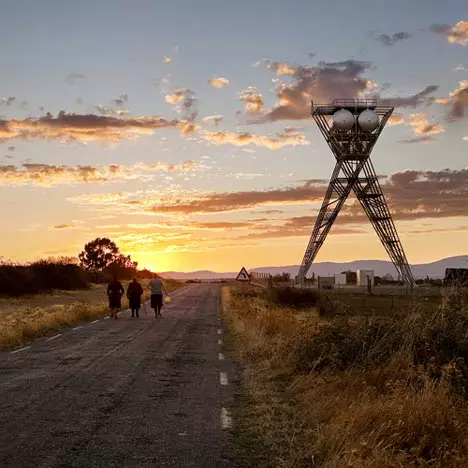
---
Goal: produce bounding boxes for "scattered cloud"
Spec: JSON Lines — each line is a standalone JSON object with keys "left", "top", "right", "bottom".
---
{"left": 261, "top": 60, "right": 296, "bottom": 75}
{"left": 65, "top": 73, "right": 86, "bottom": 84}
{"left": 0, "top": 160, "right": 202, "bottom": 187}
{"left": 453, "top": 64, "right": 468, "bottom": 72}
{"left": 374, "top": 32, "right": 412, "bottom": 46}
{"left": 463, "top": 136, "right": 468, "bottom": 141}
{"left": 408, "top": 113, "right": 444, "bottom": 136}
{"left": 165, "top": 88, "right": 197, "bottom": 121}
{"left": 444, "top": 80, "right": 468, "bottom": 120}
{"left": 399, "top": 136, "right": 435, "bottom": 144}
{"left": 162, "top": 56, "right": 172, "bottom": 63}
{"left": 431, "top": 21, "right": 468, "bottom": 46}
{"left": 0, "top": 97, "right": 16, "bottom": 107}
{"left": 0, "top": 111, "right": 188, "bottom": 144}
{"left": 52, "top": 223, "right": 77, "bottom": 229}
{"left": 378, "top": 85, "right": 439, "bottom": 108}
{"left": 202, "top": 115, "right": 223, "bottom": 126}
{"left": 113, "top": 93, "right": 128, "bottom": 107}
{"left": 200, "top": 129, "right": 308, "bottom": 149}
{"left": 239, "top": 87, "right": 264, "bottom": 115}
{"left": 208, "top": 77, "right": 229, "bottom": 88}
{"left": 387, "top": 114, "right": 404, "bottom": 126}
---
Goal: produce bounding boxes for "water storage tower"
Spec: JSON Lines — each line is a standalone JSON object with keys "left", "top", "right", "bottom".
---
{"left": 296, "top": 99, "right": 413, "bottom": 287}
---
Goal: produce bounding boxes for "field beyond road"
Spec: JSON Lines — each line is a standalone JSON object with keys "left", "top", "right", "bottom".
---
{"left": 222, "top": 284, "right": 468, "bottom": 468}
{"left": 0, "top": 279, "right": 181, "bottom": 350}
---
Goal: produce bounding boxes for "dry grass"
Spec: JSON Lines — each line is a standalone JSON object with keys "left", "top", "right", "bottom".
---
{"left": 0, "top": 278, "right": 182, "bottom": 350}
{"left": 222, "top": 285, "right": 468, "bottom": 468}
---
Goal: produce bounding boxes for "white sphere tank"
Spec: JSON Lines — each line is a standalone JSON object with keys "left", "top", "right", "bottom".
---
{"left": 332, "top": 109, "right": 354, "bottom": 131}
{"left": 358, "top": 109, "right": 379, "bottom": 132}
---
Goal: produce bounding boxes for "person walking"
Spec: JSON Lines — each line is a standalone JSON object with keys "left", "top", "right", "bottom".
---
{"left": 148, "top": 273, "right": 168, "bottom": 318}
{"left": 107, "top": 275, "right": 124, "bottom": 319}
{"left": 127, "top": 277, "right": 143, "bottom": 318}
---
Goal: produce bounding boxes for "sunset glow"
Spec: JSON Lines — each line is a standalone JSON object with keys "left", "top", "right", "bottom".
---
{"left": 1, "top": 1, "right": 467, "bottom": 272}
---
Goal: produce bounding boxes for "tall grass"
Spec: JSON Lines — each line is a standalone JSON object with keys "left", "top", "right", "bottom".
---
{"left": 222, "top": 285, "right": 468, "bottom": 468}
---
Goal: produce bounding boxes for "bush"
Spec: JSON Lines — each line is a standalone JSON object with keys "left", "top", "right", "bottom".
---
{"left": 0, "top": 260, "right": 89, "bottom": 296}
{"left": 264, "top": 286, "right": 320, "bottom": 309}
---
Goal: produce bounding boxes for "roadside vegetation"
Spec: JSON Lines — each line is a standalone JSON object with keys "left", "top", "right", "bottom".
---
{"left": 0, "top": 236, "right": 183, "bottom": 349}
{"left": 222, "top": 284, "right": 468, "bottom": 468}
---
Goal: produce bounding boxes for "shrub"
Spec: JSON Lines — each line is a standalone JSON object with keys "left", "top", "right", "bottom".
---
{"left": 264, "top": 286, "right": 320, "bottom": 309}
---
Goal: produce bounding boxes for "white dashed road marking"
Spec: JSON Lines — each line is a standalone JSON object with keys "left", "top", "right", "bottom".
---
{"left": 218, "top": 338, "right": 223, "bottom": 345}
{"left": 11, "top": 346, "right": 31, "bottom": 354}
{"left": 104, "top": 316, "right": 110, "bottom": 320}
{"left": 47, "top": 333, "right": 62, "bottom": 341}
{"left": 221, "top": 407, "right": 233, "bottom": 429}
{"left": 218, "top": 352, "right": 225, "bottom": 360}
{"left": 217, "top": 328, "right": 222, "bottom": 335}
{"left": 72, "top": 326, "right": 83, "bottom": 330}
{"left": 220, "top": 372, "right": 228, "bottom": 386}
{"left": 90, "top": 320, "right": 100, "bottom": 324}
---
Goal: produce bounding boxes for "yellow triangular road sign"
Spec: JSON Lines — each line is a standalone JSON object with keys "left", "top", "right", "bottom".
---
{"left": 236, "top": 267, "right": 250, "bottom": 282}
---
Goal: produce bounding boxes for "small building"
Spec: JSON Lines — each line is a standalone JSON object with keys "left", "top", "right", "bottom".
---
{"left": 317, "top": 276, "right": 334, "bottom": 290}
{"left": 357, "top": 269, "right": 375, "bottom": 287}
{"left": 344, "top": 270, "right": 357, "bottom": 284}
{"left": 334, "top": 273, "right": 347, "bottom": 285}
{"left": 444, "top": 268, "right": 468, "bottom": 287}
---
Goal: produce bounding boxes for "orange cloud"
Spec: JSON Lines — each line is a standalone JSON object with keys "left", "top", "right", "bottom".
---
{"left": 408, "top": 113, "right": 444, "bottom": 135}
{"left": 431, "top": 21, "right": 468, "bottom": 46}
{"left": 163, "top": 56, "right": 172, "bottom": 63}
{"left": 200, "top": 130, "right": 308, "bottom": 149}
{"left": 202, "top": 115, "right": 223, "bottom": 126}
{"left": 208, "top": 77, "right": 229, "bottom": 88}
{"left": 388, "top": 114, "right": 404, "bottom": 126}
{"left": 0, "top": 111, "right": 179, "bottom": 144}
{"left": 239, "top": 87, "right": 264, "bottom": 114}
{"left": 53, "top": 223, "right": 76, "bottom": 229}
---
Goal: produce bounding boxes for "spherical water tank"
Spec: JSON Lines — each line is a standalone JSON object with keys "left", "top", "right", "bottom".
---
{"left": 358, "top": 109, "right": 379, "bottom": 132}
{"left": 332, "top": 109, "right": 354, "bottom": 131}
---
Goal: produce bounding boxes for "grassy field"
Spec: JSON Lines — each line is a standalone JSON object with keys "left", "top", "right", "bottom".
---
{"left": 222, "top": 285, "right": 468, "bottom": 468}
{"left": 0, "top": 278, "right": 182, "bottom": 350}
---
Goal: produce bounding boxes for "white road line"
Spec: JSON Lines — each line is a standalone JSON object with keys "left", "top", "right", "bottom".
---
{"left": 219, "top": 352, "right": 225, "bottom": 360}
{"left": 90, "top": 319, "right": 100, "bottom": 324}
{"left": 217, "top": 329, "right": 222, "bottom": 335}
{"left": 221, "top": 407, "right": 233, "bottom": 429}
{"left": 218, "top": 338, "right": 223, "bottom": 345}
{"left": 220, "top": 372, "right": 228, "bottom": 386}
{"left": 47, "top": 333, "right": 62, "bottom": 341}
{"left": 72, "top": 326, "right": 83, "bottom": 330}
{"left": 11, "top": 346, "right": 31, "bottom": 354}
{"left": 104, "top": 316, "right": 110, "bottom": 320}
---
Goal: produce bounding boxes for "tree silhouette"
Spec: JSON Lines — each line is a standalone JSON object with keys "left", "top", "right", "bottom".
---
{"left": 78, "top": 238, "right": 120, "bottom": 271}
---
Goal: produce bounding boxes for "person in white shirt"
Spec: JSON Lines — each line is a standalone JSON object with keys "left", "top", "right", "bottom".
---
{"left": 148, "top": 273, "right": 168, "bottom": 317}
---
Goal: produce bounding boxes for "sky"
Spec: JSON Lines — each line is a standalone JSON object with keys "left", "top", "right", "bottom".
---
{"left": 0, "top": 0, "right": 467, "bottom": 273}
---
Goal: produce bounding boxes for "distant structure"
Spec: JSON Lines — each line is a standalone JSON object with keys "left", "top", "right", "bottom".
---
{"left": 296, "top": 99, "right": 414, "bottom": 287}
{"left": 444, "top": 268, "right": 468, "bottom": 287}
{"left": 357, "top": 269, "right": 375, "bottom": 287}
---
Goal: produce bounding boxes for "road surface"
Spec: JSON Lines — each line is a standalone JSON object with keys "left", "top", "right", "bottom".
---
{"left": 0, "top": 283, "right": 236, "bottom": 468}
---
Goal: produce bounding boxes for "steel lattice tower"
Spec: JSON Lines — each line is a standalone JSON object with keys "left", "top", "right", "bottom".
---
{"left": 296, "top": 99, "right": 414, "bottom": 286}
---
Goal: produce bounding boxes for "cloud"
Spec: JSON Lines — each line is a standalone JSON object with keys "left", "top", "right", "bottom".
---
{"left": 65, "top": 73, "right": 86, "bottom": 84}
{"left": 0, "top": 111, "right": 189, "bottom": 144}
{"left": 52, "top": 223, "right": 76, "bottom": 229}
{"left": 387, "top": 114, "right": 404, "bottom": 126}
{"left": 165, "top": 88, "right": 197, "bottom": 121}
{"left": 163, "top": 56, "right": 172, "bottom": 63}
{"left": 443, "top": 80, "right": 468, "bottom": 121}
{"left": 431, "top": 21, "right": 468, "bottom": 46}
{"left": 239, "top": 87, "right": 264, "bottom": 115}
{"left": 464, "top": 136, "right": 468, "bottom": 141}
{"left": 0, "top": 97, "right": 16, "bottom": 107}
{"left": 408, "top": 113, "right": 444, "bottom": 135}
{"left": 208, "top": 77, "right": 229, "bottom": 88}
{"left": 113, "top": 93, "right": 128, "bottom": 107}
{"left": 256, "top": 59, "right": 437, "bottom": 123}
{"left": 0, "top": 160, "right": 202, "bottom": 187}
{"left": 399, "top": 136, "right": 435, "bottom": 144}
{"left": 374, "top": 32, "right": 412, "bottom": 46}
{"left": 261, "top": 60, "right": 296, "bottom": 75}
{"left": 378, "top": 85, "right": 439, "bottom": 108}
{"left": 200, "top": 129, "right": 309, "bottom": 149}
{"left": 202, "top": 115, "right": 223, "bottom": 126}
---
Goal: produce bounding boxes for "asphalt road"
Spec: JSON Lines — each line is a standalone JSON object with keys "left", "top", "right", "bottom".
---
{"left": 0, "top": 283, "right": 236, "bottom": 468}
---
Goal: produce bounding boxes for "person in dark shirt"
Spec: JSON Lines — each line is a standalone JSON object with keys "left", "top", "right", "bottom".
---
{"left": 127, "top": 277, "right": 143, "bottom": 318}
{"left": 107, "top": 275, "right": 124, "bottom": 319}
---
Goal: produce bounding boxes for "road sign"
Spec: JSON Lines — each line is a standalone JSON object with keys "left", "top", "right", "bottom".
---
{"left": 236, "top": 267, "right": 250, "bottom": 282}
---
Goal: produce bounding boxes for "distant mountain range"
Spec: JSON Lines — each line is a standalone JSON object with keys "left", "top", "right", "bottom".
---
{"left": 162, "top": 255, "right": 468, "bottom": 280}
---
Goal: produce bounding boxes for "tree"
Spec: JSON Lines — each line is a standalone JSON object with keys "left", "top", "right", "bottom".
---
{"left": 78, "top": 238, "right": 120, "bottom": 271}
{"left": 104, "top": 254, "right": 139, "bottom": 279}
